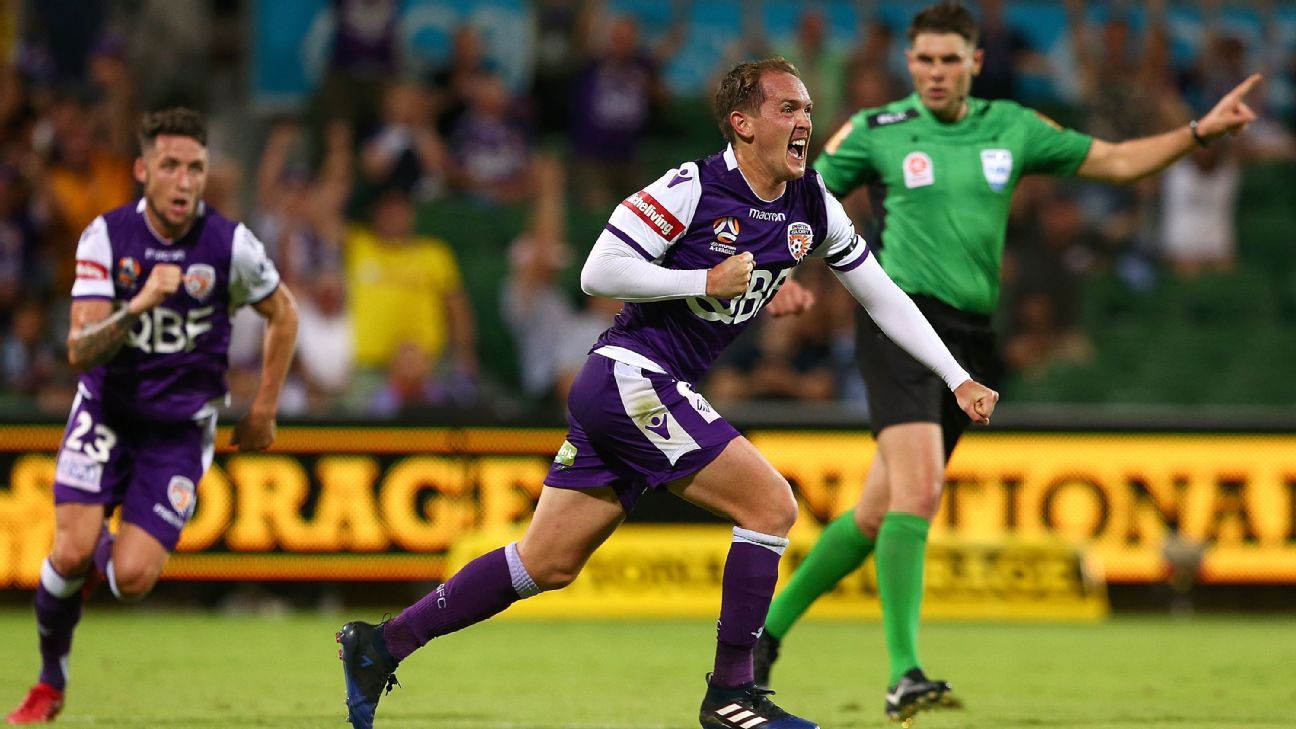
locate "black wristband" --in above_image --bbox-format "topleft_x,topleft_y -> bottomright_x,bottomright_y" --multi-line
1189,119 -> 1210,148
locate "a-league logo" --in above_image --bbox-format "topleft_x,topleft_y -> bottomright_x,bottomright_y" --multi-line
713,216 -> 740,244
117,257 -> 140,289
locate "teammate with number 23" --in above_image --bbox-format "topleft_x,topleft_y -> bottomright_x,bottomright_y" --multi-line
7,108 -> 298,724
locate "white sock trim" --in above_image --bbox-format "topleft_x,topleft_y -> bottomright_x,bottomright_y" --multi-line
732,527 -> 789,556
106,559 -> 124,601
504,542 -> 541,598
40,558 -> 85,598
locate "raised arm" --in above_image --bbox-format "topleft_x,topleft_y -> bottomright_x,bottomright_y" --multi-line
1076,73 -> 1261,184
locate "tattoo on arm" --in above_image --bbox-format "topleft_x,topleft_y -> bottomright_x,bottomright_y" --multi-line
69,306 -> 140,370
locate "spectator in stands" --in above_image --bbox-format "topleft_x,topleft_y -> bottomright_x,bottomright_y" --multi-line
367,340 -> 476,416
845,18 -> 906,104
85,35 -> 137,159
568,9 -> 680,208
0,165 -> 46,317
359,80 -> 446,200
317,0 -> 402,130
446,71 -> 534,206
37,93 -> 134,297
294,268 -> 355,412
501,155 -> 618,403
1066,0 -> 1188,271
345,185 -> 477,385
775,9 -> 847,150
428,24 -> 497,138
255,118 -> 351,289
1,298 -> 58,397
1159,141 -> 1240,276
252,118 -> 355,411
528,0 -> 594,146
973,0 -> 1036,101
1003,187 -> 1094,379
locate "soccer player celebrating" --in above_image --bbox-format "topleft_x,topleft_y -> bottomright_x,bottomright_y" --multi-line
755,2 -> 1261,723
336,57 -> 998,729
6,108 -> 298,724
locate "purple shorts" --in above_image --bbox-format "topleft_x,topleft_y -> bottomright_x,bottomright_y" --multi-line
545,353 -> 740,512
53,388 -> 216,551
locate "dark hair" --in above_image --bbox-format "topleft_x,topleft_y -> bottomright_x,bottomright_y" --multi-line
908,1 -> 979,46
137,107 -> 207,151
714,57 -> 800,143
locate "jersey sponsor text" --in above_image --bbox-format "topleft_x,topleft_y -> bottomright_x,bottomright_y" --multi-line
622,191 -> 683,241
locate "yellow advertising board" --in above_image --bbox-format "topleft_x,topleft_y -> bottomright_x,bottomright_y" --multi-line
448,526 -> 1110,622
0,427 -> 1293,588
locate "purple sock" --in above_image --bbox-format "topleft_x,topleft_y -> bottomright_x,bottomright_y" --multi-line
35,580 -> 84,691
382,546 -> 535,663
712,530 -> 786,687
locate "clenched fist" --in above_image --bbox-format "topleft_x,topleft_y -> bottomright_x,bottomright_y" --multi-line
954,379 -> 999,425
707,252 -> 755,299
127,264 -> 182,315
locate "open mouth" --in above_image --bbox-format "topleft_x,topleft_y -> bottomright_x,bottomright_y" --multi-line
169,197 -> 190,217
788,138 -> 807,161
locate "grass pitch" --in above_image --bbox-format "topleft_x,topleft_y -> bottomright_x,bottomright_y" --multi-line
0,609 -> 1292,728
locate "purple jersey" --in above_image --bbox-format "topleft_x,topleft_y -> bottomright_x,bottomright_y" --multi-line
593,146 -> 870,383
70,200 -> 280,422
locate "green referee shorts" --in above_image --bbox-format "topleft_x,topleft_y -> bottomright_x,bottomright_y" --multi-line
855,293 -> 1002,462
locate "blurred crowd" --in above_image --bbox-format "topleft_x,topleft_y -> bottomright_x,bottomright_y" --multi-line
0,0 -> 1294,420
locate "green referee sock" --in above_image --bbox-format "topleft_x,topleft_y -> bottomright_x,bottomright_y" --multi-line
876,511 -> 930,685
765,512 -> 875,639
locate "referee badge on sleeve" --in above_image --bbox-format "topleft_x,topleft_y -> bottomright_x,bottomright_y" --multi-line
980,149 -> 1013,192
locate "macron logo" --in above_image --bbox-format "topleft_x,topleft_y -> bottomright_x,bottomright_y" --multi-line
622,191 -> 683,241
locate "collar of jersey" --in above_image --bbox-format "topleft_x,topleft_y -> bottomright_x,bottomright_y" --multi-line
135,197 -> 207,246
908,92 -> 987,134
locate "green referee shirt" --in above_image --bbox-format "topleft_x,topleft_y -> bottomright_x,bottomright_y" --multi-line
815,92 -> 1093,314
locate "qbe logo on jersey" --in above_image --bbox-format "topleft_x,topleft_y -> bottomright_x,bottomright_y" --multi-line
981,149 -> 1013,192
902,151 -> 934,188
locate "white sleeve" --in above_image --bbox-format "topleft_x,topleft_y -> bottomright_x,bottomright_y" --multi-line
580,161 -> 709,302
808,174 -> 871,271
229,224 -> 281,308
70,216 -> 115,299
580,231 -> 709,302
833,254 -> 971,391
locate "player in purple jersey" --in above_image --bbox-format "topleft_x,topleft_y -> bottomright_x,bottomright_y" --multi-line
7,109 -> 299,725
335,58 -> 997,729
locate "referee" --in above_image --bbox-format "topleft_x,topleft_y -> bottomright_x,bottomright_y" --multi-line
755,2 -> 1261,723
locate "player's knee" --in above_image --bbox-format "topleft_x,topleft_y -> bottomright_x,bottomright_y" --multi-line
854,505 -> 884,539
109,559 -> 161,601
49,541 -> 94,579
891,481 -> 942,520
740,479 -> 798,537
